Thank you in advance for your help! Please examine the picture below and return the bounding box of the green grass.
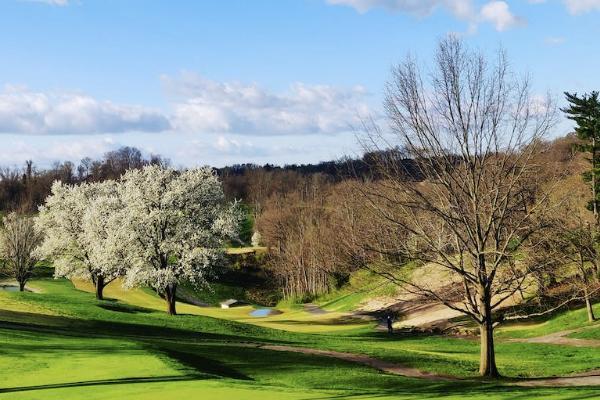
[306,334,600,378]
[66,277,372,334]
[570,322,600,340]
[315,269,399,312]
[0,275,599,399]
[0,325,598,400]
[225,246,268,255]
[277,264,413,313]
[497,302,600,339]
[178,282,248,306]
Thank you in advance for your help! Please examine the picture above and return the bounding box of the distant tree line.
[0,147,169,213]
[0,145,417,216]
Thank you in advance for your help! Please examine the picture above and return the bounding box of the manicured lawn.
[72,278,371,334]
[1,326,598,400]
[570,325,600,340]
[307,334,600,378]
[0,276,599,399]
[497,302,600,339]
[4,379,599,400]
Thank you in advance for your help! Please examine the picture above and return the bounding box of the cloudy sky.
[0,0,598,167]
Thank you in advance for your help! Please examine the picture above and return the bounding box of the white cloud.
[212,136,266,156]
[326,0,473,16]
[480,1,523,31]
[163,72,371,136]
[529,0,600,15]
[545,36,566,45]
[0,76,371,137]
[326,0,523,32]
[0,86,170,135]
[563,0,600,14]
[174,136,288,166]
[0,136,117,166]
[22,0,70,5]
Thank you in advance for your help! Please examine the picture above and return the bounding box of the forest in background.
[0,132,588,304]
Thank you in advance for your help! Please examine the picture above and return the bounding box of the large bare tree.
[359,38,556,378]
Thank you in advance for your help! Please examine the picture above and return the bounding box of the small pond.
[249,308,282,318]
[0,285,29,292]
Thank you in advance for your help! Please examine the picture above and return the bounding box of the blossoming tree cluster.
[36,165,241,314]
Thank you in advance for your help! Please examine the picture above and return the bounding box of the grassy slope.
[315,269,400,312]
[570,325,600,340]
[178,282,247,306]
[73,278,370,334]
[26,279,600,377]
[497,303,600,339]
[0,278,599,399]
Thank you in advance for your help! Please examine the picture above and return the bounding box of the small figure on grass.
[386,314,394,334]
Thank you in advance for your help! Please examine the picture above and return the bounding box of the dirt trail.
[242,343,600,387]
[303,303,328,315]
[513,369,600,387]
[258,344,454,380]
[508,325,600,348]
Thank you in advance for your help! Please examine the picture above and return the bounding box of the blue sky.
[0,0,599,167]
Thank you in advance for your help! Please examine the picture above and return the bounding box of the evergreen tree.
[562,91,600,223]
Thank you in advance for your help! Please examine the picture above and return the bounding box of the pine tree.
[562,91,600,223]
[562,91,600,312]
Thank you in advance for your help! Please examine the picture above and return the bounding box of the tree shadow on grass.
[0,309,290,345]
[97,303,153,314]
[268,316,368,326]
[309,391,600,400]
[303,376,600,400]
[0,375,205,394]
[156,347,253,380]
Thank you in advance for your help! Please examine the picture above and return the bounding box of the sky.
[0,0,599,168]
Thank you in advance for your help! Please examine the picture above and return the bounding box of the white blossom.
[118,165,241,313]
[36,180,127,298]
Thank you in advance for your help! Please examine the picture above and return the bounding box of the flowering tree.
[120,165,240,315]
[36,180,126,299]
[80,181,129,298]
[0,212,42,291]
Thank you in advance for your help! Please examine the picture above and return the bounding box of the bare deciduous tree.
[543,210,600,323]
[258,181,332,299]
[563,220,599,322]
[0,212,42,291]
[359,37,556,378]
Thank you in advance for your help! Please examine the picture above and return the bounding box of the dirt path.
[513,369,600,387]
[508,325,600,348]
[242,343,600,387]
[303,304,328,315]
[258,344,454,380]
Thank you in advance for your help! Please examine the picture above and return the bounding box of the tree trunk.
[478,282,500,378]
[593,137,598,225]
[19,281,25,292]
[164,284,177,315]
[95,275,105,300]
[479,317,499,378]
[584,287,596,322]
